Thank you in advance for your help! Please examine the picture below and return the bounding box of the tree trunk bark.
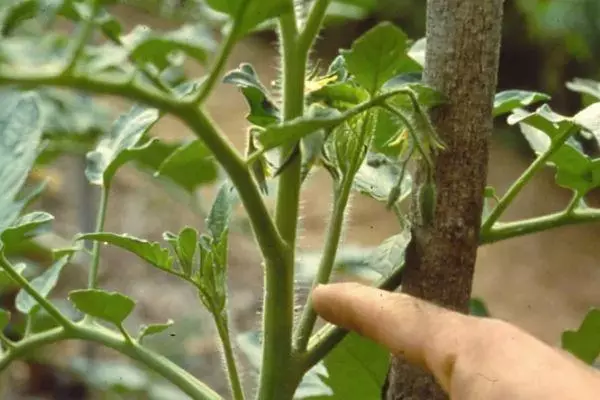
[383,1,505,399]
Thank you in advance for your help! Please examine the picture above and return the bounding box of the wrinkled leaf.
[16,255,69,315]
[77,233,173,271]
[223,63,279,127]
[368,230,411,277]
[562,308,600,364]
[573,102,600,145]
[69,289,135,326]
[0,91,44,234]
[493,90,550,117]
[1,212,54,250]
[353,154,412,203]
[85,105,160,186]
[341,22,421,94]
[566,78,600,101]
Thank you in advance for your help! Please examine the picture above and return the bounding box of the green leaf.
[0,262,26,290]
[257,105,343,152]
[0,308,10,330]
[307,82,369,111]
[407,37,426,67]
[368,230,411,277]
[206,0,291,38]
[85,105,160,187]
[573,102,600,146]
[76,233,173,272]
[155,140,219,193]
[0,0,37,35]
[469,298,491,317]
[1,212,54,250]
[69,289,135,326]
[207,181,238,241]
[566,78,600,101]
[163,227,198,277]
[0,91,44,234]
[223,63,279,127]
[508,106,600,194]
[353,154,412,204]
[236,331,333,398]
[138,319,174,343]
[15,255,69,315]
[341,22,421,94]
[121,24,217,68]
[306,332,389,399]
[562,308,600,364]
[493,90,550,117]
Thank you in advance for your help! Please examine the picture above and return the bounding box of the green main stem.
[257,10,305,399]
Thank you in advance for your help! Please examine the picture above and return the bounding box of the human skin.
[312,282,600,400]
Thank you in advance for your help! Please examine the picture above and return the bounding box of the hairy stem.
[294,109,373,352]
[0,254,73,329]
[481,125,577,233]
[215,316,245,400]
[297,0,331,55]
[65,0,101,71]
[293,182,351,352]
[257,11,303,399]
[87,187,108,289]
[193,6,248,105]
[0,324,222,400]
[481,206,600,244]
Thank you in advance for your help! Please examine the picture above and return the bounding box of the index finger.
[311,282,475,392]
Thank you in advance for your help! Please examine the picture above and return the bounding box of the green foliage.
[341,22,420,94]
[0,2,598,400]
[85,105,160,187]
[562,309,600,365]
[15,255,69,314]
[308,333,389,399]
[69,289,136,326]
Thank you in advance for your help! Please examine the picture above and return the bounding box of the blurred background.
[3,0,600,398]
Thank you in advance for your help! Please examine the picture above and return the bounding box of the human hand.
[312,282,600,400]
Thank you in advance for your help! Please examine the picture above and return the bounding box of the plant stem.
[293,181,351,352]
[300,259,405,373]
[295,107,374,352]
[215,316,245,400]
[481,125,577,233]
[297,0,331,55]
[257,10,304,400]
[65,0,101,72]
[0,68,286,285]
[88,187,108,289]
[193,13,246,105]
[0,325,223,400]
[0,254,73,329]
[481,206,600,244]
